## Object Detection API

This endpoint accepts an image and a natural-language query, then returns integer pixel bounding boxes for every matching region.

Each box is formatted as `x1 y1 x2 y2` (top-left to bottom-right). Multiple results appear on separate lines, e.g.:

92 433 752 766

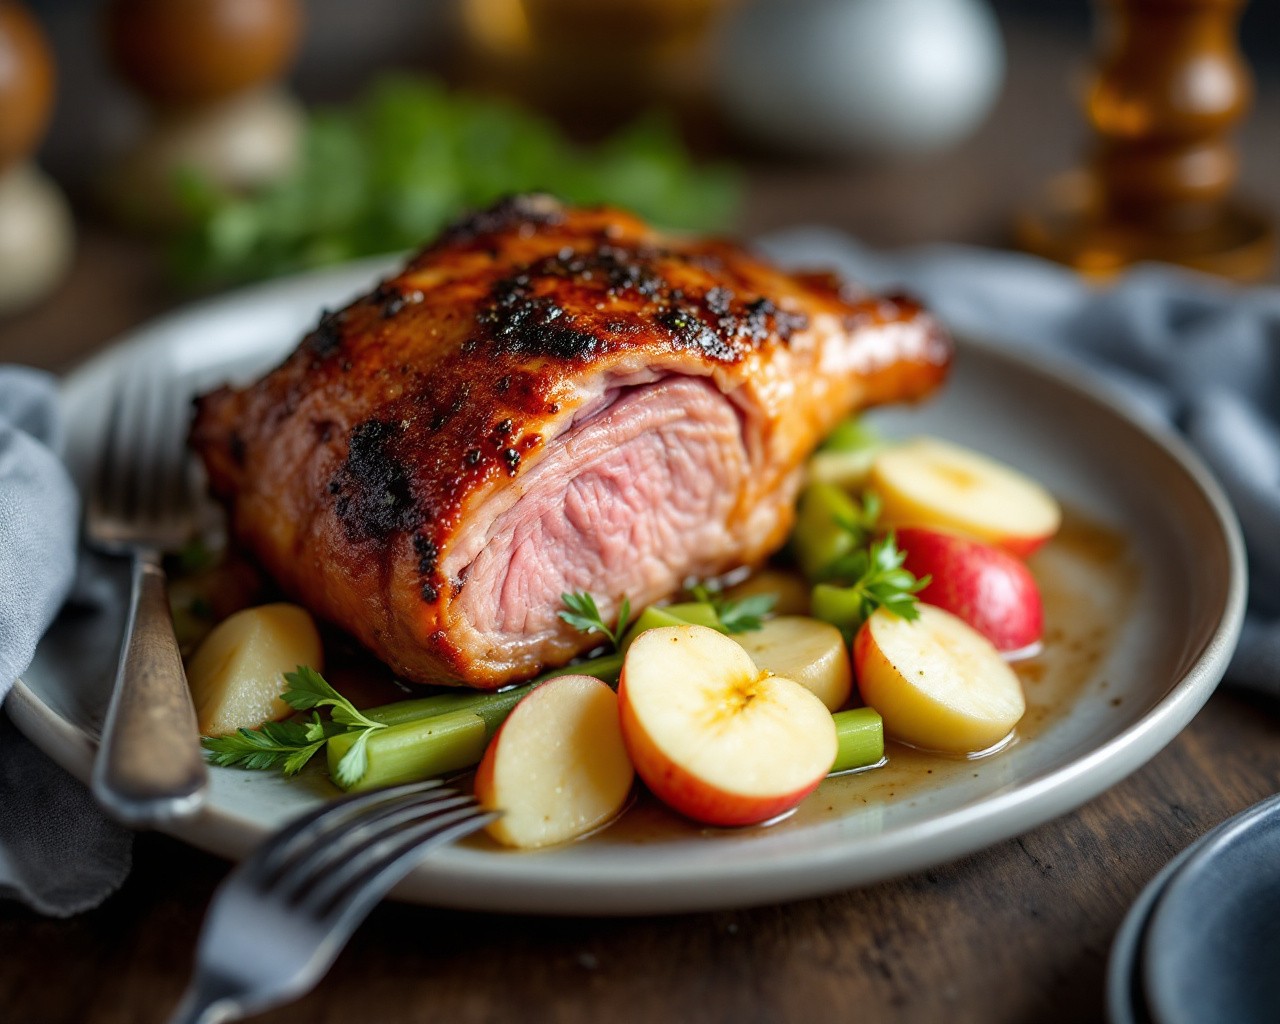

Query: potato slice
188 603 323 736
734 615 853 711
854 605 1025 753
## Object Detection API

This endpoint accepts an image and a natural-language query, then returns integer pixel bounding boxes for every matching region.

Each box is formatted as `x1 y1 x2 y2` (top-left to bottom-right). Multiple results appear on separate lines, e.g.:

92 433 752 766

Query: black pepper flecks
657 304 736 361
501 447 521 475
330 419 420 541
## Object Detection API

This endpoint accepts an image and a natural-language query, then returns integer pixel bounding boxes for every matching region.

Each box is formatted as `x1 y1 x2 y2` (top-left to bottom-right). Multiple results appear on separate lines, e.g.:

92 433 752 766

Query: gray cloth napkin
0 367 132 917
761 230 1280 695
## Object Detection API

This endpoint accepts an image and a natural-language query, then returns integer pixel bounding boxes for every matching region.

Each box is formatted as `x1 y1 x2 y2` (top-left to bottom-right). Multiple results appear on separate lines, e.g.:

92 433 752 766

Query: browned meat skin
192 195 952 688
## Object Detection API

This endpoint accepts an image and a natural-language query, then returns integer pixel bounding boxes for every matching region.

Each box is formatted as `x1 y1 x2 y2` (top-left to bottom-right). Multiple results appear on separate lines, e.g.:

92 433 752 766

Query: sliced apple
854 605 1025 754
187 603 323 737
897 527 1044 652
734 616 852 711
474 675 634 849
870 438 1061 557
619 625 837 827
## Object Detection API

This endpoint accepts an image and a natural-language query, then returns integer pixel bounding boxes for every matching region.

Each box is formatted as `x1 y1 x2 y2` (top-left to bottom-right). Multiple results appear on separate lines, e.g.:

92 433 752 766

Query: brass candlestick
1017 0 1274 282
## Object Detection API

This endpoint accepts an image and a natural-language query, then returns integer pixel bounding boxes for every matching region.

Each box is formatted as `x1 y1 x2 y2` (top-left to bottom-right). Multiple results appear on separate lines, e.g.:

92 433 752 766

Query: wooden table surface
2 24 1278 1024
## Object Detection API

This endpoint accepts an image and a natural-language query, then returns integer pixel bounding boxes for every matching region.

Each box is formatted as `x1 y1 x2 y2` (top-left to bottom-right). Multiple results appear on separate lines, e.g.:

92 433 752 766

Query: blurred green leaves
171 77 742 287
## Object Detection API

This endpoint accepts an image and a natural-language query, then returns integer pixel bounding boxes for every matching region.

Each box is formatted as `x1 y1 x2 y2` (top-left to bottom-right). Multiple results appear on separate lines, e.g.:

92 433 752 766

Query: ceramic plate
8 258 1246 915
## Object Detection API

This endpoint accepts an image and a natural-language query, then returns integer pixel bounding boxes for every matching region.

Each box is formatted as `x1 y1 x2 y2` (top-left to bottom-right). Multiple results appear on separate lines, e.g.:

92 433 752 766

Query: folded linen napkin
761 231 1280 695
2 239 1278 918
0 367 131 917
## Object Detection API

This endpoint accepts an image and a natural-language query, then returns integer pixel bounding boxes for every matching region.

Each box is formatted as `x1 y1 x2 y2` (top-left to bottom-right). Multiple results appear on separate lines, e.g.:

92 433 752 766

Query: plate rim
7 262 1249 915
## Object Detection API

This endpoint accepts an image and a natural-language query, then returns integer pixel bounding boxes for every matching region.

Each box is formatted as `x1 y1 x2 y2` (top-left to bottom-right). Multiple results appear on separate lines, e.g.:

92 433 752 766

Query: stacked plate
1108 794 1280 1024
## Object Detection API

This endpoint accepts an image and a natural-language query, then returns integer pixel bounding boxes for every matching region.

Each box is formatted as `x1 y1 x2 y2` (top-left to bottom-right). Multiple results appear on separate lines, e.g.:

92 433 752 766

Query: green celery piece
662 602 724 631
792 483 862 581
811 582 871 639
361 653 625 729
829 708 885 774
326 710 488 792
539 651 624 685
820 417 880 454
619 603 722 655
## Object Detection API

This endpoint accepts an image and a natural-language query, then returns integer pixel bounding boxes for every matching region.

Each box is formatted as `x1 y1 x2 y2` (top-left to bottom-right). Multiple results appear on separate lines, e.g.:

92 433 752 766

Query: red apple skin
617 672 826 828
896 527 1043 652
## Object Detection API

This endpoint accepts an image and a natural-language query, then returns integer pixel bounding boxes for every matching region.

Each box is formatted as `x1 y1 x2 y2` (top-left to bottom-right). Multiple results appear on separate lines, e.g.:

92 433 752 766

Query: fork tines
239 782 495 924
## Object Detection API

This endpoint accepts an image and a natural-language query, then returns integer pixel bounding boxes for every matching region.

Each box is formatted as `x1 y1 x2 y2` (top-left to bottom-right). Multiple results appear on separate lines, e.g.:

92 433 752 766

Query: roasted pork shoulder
192 195 951 688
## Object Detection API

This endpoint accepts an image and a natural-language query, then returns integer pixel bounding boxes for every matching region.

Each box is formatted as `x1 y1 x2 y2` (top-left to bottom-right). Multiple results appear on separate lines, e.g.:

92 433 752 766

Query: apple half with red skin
854 605 1026 754
619 625 837 827
896 527 1044 653
474 674 634 849
870 438 1061 557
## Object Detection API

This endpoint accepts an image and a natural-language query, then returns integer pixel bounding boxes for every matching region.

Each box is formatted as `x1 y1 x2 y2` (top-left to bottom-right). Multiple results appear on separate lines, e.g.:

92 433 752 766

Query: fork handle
92 549 208 826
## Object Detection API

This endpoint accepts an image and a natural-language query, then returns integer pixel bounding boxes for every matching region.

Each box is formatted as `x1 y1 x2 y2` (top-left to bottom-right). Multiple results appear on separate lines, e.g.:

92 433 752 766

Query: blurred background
1 0 1277 367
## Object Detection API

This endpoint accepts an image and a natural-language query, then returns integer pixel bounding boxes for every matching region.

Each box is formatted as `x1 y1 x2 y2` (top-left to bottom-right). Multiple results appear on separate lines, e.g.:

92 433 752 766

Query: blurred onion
715 0 1005 158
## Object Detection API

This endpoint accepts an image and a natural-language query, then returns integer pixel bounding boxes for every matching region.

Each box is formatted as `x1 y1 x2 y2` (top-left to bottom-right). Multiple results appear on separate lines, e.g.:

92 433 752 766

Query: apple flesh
854 605 1025 754
870 438 1061 557
733 616 853 711
896 527 1043 652
474 675 634 849
619 625 837 827
187 602 323 736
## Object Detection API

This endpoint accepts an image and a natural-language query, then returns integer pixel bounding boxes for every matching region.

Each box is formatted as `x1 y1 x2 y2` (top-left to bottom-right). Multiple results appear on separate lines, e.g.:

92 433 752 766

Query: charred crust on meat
501 447 521 475
479 274 600 360
304 309 344 359
413 534 439 575
656 304 736 361
442 194 564 243
420 583 440 603
331 419 420 540
371 280 423 320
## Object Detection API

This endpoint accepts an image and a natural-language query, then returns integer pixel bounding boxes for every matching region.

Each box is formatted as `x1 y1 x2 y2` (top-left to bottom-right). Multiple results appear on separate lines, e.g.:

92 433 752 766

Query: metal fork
167 781 496 1024
87 368 208 826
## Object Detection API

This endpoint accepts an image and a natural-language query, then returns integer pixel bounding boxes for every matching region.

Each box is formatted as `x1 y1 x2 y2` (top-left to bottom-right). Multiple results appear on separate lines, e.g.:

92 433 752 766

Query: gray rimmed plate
7 258 1247 915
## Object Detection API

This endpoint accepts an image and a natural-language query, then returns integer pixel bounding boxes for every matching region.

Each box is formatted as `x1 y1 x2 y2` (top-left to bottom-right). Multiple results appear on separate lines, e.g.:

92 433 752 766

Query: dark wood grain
2 21 1278 1024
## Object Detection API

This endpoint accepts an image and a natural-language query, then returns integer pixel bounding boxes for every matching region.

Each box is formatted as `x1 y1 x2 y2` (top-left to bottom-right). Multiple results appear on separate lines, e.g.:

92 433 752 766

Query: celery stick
540 651 623 683
620 604 720 654
820 416 879 454
830 707 884 774
327 711 488 792
662 602 724 631
363 692 493 727
793 483 861 581
361 652 625 729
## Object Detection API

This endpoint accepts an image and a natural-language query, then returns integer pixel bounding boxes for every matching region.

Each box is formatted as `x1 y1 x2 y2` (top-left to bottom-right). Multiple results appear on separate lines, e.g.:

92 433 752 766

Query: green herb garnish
688 584 777 634
558 592 631 652
279 666 387 787
201 713 335 776
811 531 930 639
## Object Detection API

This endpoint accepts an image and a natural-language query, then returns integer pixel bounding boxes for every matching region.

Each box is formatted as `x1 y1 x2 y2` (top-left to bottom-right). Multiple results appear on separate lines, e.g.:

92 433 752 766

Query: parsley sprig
279 666 387 787
822 532 929 625
200 666 387 788
559 592 631 652
201 713 336 777
688 584 777 634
